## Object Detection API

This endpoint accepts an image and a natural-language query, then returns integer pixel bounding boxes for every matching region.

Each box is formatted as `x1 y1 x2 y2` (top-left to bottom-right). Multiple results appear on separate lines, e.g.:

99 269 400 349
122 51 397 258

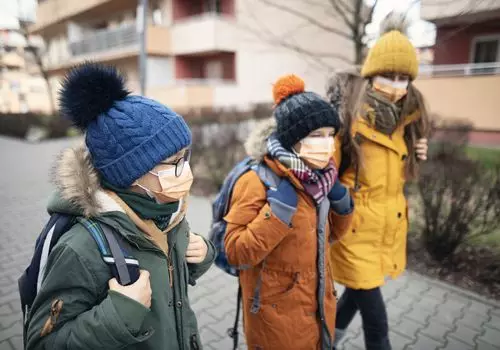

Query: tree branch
256 0 352 40
328 0 355 31
367 0 379 25
334 0 355 14
275 39 353 64
235 20 352 68
19 23 55 114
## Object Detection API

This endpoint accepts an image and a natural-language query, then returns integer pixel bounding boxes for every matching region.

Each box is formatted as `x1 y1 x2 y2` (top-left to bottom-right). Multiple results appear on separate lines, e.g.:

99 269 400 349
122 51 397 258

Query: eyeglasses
158 149 191 177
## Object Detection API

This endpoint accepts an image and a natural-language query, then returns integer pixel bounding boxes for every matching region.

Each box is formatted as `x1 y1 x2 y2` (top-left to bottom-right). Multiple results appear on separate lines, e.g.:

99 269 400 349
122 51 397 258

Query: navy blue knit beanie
59 62 192 188
273 74 340 150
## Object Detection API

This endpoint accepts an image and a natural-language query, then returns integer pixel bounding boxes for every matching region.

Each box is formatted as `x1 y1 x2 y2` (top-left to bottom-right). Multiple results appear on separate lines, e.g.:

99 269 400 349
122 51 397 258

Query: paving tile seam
473 308 498 348
442 296 475 349
436 292 463 350
400 284 433 350
423 291 454 347
388 280 413 326
472 312 490 347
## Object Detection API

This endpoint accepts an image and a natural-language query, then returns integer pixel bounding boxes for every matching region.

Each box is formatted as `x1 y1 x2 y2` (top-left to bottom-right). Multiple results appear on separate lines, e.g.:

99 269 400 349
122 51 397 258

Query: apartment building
0 29 51 114
30 0 353 111
417 0 500 145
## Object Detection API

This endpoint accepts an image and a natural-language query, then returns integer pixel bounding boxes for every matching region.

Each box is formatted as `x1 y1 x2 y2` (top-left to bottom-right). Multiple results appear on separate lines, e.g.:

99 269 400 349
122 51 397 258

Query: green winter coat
26 145 215 350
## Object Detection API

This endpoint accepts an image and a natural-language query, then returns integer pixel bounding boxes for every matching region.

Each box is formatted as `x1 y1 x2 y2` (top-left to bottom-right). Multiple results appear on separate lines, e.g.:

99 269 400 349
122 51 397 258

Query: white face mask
297 137 335 169
372 76 409 102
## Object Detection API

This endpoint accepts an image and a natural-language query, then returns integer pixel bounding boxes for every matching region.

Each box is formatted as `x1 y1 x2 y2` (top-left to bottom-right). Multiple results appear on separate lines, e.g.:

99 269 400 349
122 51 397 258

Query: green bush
418 128 500 262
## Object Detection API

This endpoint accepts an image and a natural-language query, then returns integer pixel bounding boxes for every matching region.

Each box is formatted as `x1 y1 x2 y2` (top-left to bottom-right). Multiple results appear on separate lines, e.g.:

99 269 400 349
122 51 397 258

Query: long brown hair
327 71 430 180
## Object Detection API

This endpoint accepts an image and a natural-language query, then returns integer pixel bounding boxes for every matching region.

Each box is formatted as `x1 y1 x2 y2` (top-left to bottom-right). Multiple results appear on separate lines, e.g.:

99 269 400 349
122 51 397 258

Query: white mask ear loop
133 182 156 200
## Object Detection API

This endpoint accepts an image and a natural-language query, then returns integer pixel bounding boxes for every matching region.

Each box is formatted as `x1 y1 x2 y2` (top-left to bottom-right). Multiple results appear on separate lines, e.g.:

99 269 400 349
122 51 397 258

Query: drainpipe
137 0 148 95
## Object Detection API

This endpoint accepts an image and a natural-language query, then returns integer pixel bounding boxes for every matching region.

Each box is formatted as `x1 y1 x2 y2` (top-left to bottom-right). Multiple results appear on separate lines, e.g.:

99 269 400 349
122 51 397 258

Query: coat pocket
249 270 300 321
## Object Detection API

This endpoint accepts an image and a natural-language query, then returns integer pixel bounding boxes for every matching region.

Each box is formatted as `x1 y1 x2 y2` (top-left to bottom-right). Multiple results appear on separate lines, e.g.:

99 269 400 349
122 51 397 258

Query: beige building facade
419 0 500 139
31 0 354 111
0 30 52 114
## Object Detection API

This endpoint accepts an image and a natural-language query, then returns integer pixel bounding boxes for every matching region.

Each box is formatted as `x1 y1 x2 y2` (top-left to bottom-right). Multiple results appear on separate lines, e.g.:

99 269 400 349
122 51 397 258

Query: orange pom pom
272 74 305 105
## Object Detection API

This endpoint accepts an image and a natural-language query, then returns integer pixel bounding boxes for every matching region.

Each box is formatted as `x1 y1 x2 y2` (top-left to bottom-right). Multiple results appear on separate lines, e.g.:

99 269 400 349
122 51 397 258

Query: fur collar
51 143 124 217
244 118 277 161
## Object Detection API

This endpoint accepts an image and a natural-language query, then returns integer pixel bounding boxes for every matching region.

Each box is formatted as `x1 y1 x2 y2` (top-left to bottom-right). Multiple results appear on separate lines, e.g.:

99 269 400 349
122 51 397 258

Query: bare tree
250 0 379 66
18 22 56 114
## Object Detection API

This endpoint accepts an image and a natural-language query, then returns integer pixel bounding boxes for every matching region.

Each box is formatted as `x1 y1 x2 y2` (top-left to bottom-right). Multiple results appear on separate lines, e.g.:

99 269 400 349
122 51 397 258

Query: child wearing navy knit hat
25 62 215 350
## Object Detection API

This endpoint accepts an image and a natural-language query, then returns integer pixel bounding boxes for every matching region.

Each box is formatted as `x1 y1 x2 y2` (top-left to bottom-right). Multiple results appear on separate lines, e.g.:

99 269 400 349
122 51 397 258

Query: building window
204 0 222 14
205 59 223 80
471 35 500 74
473 39 499 63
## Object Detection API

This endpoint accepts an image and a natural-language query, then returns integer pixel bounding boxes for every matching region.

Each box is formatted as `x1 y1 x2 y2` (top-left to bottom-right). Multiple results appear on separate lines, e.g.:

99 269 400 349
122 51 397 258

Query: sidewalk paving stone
0 136 499 350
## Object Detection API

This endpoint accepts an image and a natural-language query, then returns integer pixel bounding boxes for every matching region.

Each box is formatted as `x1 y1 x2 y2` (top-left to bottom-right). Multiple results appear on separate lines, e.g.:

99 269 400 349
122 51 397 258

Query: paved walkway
0 136 499 350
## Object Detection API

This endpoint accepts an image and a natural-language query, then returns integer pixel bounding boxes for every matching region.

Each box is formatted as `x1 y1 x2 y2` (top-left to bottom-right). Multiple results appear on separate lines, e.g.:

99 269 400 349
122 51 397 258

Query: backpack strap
36 214 74 293
19 214 73 326
227 285 242 350
78 218 139 286
252 163 281 190
248 163 283 315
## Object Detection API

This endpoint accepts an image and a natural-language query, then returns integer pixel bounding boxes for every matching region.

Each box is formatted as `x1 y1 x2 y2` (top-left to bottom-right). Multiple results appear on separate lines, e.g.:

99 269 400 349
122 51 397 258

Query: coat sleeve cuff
329 191 353 215
108 290 150 335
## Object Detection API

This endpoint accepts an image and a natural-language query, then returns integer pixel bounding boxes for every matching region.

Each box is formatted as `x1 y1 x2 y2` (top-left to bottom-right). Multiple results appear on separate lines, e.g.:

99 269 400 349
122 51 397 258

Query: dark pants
335 287 391 350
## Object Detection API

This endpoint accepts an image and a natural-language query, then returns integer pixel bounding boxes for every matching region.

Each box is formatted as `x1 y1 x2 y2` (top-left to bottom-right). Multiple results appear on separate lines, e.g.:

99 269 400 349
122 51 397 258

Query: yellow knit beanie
361 12 418 80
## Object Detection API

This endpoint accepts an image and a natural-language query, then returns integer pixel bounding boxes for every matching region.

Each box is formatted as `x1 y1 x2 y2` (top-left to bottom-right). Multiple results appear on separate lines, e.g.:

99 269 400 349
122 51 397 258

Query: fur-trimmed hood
244 118 277 161
50 143 124 217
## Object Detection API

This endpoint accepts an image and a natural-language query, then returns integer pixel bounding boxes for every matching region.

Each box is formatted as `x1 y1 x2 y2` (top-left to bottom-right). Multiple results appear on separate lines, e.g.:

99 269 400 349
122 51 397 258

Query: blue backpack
210 157 282 275
208 156 289 350
18 214 140 346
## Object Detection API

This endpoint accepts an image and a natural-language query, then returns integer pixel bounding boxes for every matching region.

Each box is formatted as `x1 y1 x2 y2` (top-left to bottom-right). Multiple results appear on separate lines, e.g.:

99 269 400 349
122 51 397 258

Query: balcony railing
419 62 500 77
69 25 138 57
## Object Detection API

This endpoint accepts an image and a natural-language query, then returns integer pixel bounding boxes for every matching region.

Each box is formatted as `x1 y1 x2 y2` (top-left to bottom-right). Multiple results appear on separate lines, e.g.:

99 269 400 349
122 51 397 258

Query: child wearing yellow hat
327 13 430 350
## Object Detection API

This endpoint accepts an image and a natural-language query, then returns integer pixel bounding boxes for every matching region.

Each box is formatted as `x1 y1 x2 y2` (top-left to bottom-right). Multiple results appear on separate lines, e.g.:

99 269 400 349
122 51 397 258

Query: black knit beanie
273 75 340 150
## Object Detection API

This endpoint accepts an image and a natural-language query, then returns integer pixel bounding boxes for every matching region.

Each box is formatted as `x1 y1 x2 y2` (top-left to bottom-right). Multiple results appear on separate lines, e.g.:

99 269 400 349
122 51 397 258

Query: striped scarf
267 134 337 204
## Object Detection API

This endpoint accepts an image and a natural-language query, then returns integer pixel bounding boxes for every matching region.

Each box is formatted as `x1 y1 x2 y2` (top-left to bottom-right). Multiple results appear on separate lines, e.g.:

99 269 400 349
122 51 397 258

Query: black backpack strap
19 213 76 347
78 218 140 286
19 214 73 318
100 224 132 286
227 284 242 350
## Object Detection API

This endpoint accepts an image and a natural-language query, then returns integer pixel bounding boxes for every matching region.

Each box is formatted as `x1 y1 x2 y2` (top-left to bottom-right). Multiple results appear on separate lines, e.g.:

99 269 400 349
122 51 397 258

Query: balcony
419 62 500 77
171 14 236 55
421 0 500 25
30 0 112 33
69 25 138 57
414 63 500 131
45 25 170 72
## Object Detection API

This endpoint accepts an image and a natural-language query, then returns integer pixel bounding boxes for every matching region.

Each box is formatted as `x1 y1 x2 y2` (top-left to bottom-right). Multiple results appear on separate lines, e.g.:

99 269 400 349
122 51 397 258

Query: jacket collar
352 109 421 155
246 118 304 190
51 142 124 217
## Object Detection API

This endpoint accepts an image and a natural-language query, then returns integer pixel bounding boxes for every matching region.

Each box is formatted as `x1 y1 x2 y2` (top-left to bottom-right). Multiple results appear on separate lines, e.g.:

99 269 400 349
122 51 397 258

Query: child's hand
186 233 208 264
109 270 152 308
416 138 428 161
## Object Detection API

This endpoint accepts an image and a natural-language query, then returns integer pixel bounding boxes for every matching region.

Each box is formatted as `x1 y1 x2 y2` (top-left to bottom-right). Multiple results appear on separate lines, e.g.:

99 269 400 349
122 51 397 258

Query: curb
406 270 500 308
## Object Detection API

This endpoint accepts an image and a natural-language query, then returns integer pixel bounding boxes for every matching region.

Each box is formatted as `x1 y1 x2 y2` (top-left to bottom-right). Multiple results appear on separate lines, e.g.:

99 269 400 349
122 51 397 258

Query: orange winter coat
329 110 420 290
224 119 353 350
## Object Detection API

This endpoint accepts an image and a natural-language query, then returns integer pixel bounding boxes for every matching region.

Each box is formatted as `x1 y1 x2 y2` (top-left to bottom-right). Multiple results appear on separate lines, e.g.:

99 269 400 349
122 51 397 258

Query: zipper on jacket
166 245 175 288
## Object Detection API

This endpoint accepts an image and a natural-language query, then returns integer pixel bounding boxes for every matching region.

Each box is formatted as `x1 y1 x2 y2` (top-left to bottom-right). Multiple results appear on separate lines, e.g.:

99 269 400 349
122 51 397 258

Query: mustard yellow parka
329 109 420 290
